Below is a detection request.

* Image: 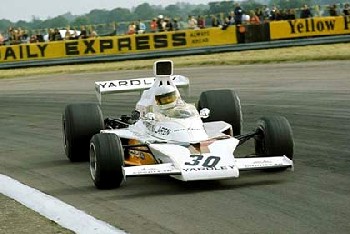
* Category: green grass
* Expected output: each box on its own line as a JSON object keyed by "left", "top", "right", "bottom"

{"left": 0, "top": 43, "right": 349, "bottom": 79}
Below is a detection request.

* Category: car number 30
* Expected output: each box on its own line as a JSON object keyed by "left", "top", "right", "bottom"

{"left": 185, "top": 155, "right": 220, "bottom": 167}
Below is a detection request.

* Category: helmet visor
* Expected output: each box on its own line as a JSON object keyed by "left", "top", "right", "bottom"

{"left": 155, "top": 91, "right": 177, "bottom": 105}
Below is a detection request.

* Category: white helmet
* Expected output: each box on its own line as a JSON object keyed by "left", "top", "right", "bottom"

{"left": 154, "top": 85, "right": 178, "bottom": 110}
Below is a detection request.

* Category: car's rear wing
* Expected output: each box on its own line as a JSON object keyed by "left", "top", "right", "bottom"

{"left": 95, "top": 75, "right": 189, "bottom": 103}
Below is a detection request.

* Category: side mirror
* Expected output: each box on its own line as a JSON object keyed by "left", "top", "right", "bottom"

{"left": 199, "top": 108, "right": 210, "bottom": 119}
{"left": 131, "top": 110, "right": 140, "bottom": 120}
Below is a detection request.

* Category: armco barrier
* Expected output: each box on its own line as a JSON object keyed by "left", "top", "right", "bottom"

{"left": 0, "top": 33, "right": 350, "bottom": 69}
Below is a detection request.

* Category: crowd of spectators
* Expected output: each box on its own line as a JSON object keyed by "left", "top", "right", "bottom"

{"left": 0, "top": 26, "right": 100, "bottom": 46}
{"left": 1, "top": 2, "right": 349, "bottom": 46}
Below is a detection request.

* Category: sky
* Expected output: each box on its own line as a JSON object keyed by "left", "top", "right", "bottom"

{"left": 0, "top": 0, "right": 215, "bottom": 22}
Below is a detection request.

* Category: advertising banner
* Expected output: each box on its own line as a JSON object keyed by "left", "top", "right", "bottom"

{"left": 270, "top": 16, "right": 350, "bottom": 40}
{"left": 0, "top": 27, "right": 237, "bottom": 63}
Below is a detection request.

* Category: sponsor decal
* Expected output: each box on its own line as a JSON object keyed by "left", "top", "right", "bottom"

{"left": 97, "top": 78, "right": 154, "bottom": 90}
{"left": 185, "top": 155, "right": 221, "bottom": 167}
{"left": 132, "top": 165, "right": 177, "bottom": 175}
{"left": 183, "top": 165, "right": 235, "bottom": 172}
{"left": 153, "top": 126, "right": 171, "bottom": 136}
{"left": 242, "top": 160, "right": 281, "bottom": 168}
{"left": 189, "top": 30, "right": 210, "bottom": 44}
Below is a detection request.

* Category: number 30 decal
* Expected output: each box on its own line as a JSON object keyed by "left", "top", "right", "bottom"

{"left": 185, "top": 155, "right": 220, "bottom": 167}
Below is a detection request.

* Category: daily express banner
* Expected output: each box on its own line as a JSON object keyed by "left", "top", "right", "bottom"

{"left": 270, "top": 16, "right": 350, "bottom": 40}
{"left": 0, "top": 27, "right": 237, "bottom": 63}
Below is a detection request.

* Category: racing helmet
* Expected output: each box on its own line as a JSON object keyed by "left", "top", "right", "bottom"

{"left": 154, "top": 85, "right": 178, "bottom": 110}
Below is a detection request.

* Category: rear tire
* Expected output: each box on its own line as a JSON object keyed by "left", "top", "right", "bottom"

{"left": 62, "top": 103, "right": 104, "bottom": 162}
{"left": 254, "top": 116, "right": 294, "bottom": 160}
{"left": 198, "top": 89, "right": 242, "bottom": 136}
{"left": 90, "top": 133, "right": 124, "bottom": 189}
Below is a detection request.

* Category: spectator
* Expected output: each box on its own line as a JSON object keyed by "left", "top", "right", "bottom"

{"left": 29, "top": 35, "right": 39, "bottom": 43}
{"left": 79, "top": 26, "right": 88, "bottom": 39}
{"left": 314, "top": 4, "right": 321, "bottom": 17}
{"left": 300, "top": 4, "right": 313, "bottom": 18}
{"left": 157, "top": 15, "right": 165, "bottom": 32}
{"left": 262, "top": 5, "right": 270, "bottom": 21}
{"left": 127, "top": 22, "right": 136, "bottom": 35}
{"left": 197, "top": 15, "right": 206, "bottom": 29}
{"left": 149, "top": 18, "right": 157, "bottom": 32}
{"left": 234, "top": 2, "right": 243, "bottom": 25}
{"left": 173, "top": 19, "right": 180, "bottom": 30}
{"left": 90, "top": 30, "right": 98, "bottom": 38}
{"left": 286, "top": 9, "right": 296, "bottom": 20}
{"left": 70, "top": 29, "right": 79, "bottom": 40}
{"left": 48, "top": 28, "right": 55, "bottom": 41}
{"left": 150, "top": 18, "right": 157, "bottom": 33}
{"left": 188, "top": 15, "right": 198, "bottom": 29}
{"left": 64, "top": 28, "right": 71, "bottom": 40}
{"left": 164, "top": 17, "right": 173, "bottom": 31}
{"left": 221, "top": 17, "right": 231, "bottom": 30}
{"left": 11, "top": 29, "right": 21, "bottom": 44}
{"left": 0, "top": 32, "right": 4, "bottom": 45}
{"left": 344, "top": 3, "right": 350, "bottom": 15}
{"left": 242, "top": 13, "right": 250, "bottom": 24}
{"left": 270, "top": 5, "right": 278, "bottom": 20}
{"left": 228, "top": 11, "right": 235, "bottom": 25}
{"left": 249, "top": 10, "right": 260, "bottom": 25}
{"left": 255, "top": 8, "right": 264, "bottom": 22}
{"left": 137, "top": 20, "right": 146, "bottom": 34}
{"left": 329, "top": 4, "right": 338, "bottom": 16}
{"left": 211, "top": 15, "right": 221, "bottom": 27}
{"left": 53, "top": 28, "right": 63, "bottom": 41}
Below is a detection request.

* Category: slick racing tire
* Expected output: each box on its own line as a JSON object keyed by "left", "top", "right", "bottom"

{"left": 90, "top": 133, "right": 124, "bottom": 189}
{"left": 198, "top": 89, "right": 242, "bottom": 136}
{"left": 254, "top": 116, "right": 294, "bottom": 160}
{"left": 63, "top": 103, "right": 104, "bottom": 162}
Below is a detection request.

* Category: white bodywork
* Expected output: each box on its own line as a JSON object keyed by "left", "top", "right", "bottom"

{"left": 95, "top": 60, "right": 293, "bottom": 181}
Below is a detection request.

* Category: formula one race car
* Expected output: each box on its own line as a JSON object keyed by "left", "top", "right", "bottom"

{"left": 62, "top": 60, "right": 294, "bottom": 189}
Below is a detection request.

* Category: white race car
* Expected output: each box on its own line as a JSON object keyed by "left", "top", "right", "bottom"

{"left": 62, "top": 60, "right": 294, "bottom": 189}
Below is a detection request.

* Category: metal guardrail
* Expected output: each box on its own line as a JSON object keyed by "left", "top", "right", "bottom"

{"left": 0, "top": 34, "right": 349, "bottom": 69}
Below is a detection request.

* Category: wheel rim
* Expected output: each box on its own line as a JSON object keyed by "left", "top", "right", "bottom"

{"left": 89, "top": 144, "right": 97, "bottom": 181}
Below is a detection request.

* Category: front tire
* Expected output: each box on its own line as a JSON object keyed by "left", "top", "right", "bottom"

{"left": 254, "top": 116, "right": 294, "bottom": 160}
{"left": 62, "top": 103, "right": 104, "bottom": 162}
{"left": 198, "top": 89, "right": 242, "bottom": 136}
{"left": 90, "top": 133, "right": 124, "bottom": 189}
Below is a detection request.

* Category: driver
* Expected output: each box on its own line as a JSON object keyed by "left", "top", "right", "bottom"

{"left": 154, "top": 85, "right": 180, "bottom": 110}
{"left": 154, "top": 85, "right": 193, "bottom": 118}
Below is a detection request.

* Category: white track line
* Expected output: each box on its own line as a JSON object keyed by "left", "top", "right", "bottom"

{"left": 0, "top": 174, "right": 125, "bottom": 234}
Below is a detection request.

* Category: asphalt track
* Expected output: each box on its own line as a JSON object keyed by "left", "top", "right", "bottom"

{"left": 1, "top": 61, "right": 350, "bottom": 234}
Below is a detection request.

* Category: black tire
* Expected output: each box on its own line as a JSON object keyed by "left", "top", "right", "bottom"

{"left": 254, "top": 116, "right": 294, "bottom": 160}
{"left": 62, "top": 103, "right": 104, "bottom": 162}
{"left": 198, "top": 89, "right": 242, "bottom": 136}
{"left": 90, "top": 133, "right": 124, "bottom": 189}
